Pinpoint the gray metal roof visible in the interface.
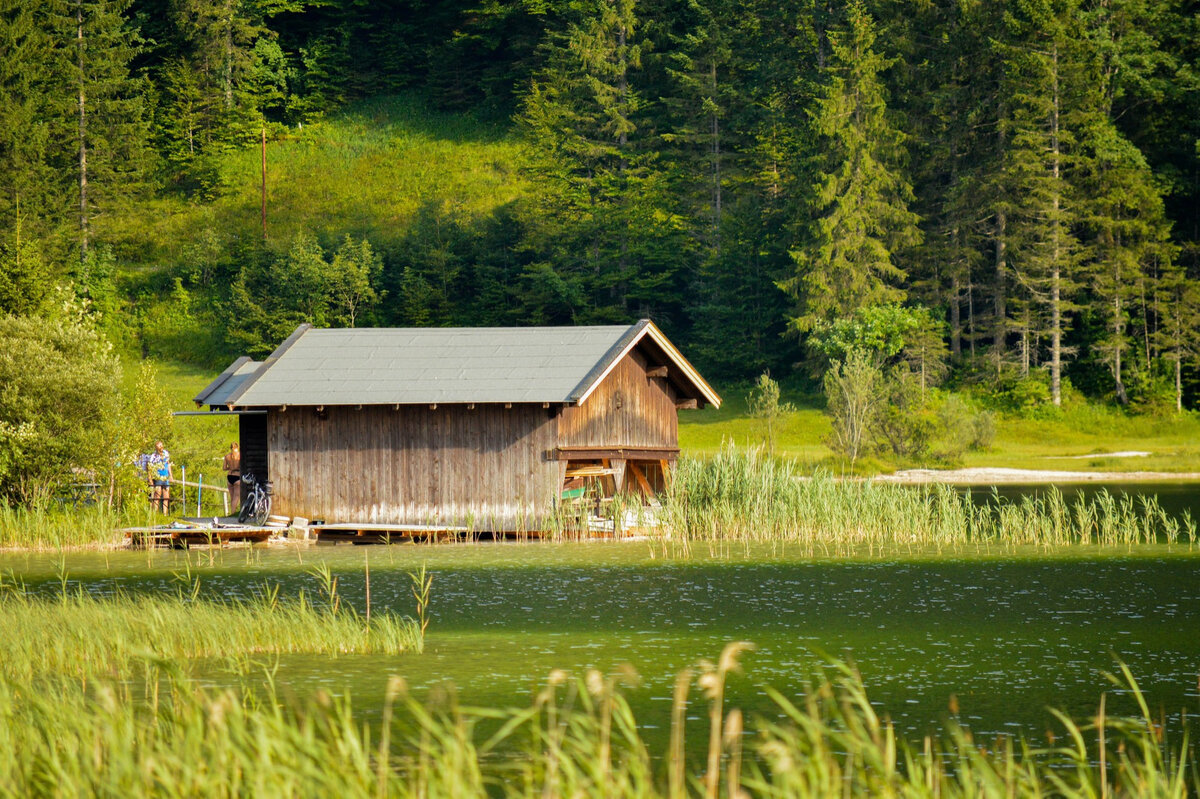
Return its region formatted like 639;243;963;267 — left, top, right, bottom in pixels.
221;322;662;407
193;357;263;407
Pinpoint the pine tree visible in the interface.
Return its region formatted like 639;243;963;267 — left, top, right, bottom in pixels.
1073;0;1178;404
60;0;152;258
901;0;994;361
0;200;53;316
1075;116;1174;403
1154;265;1200;411
518;0;686;325
0;0;69;254
781;0;921;333
999;0;1087;406
661;0;742;256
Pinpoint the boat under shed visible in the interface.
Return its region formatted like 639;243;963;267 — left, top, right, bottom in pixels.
193;320;721;532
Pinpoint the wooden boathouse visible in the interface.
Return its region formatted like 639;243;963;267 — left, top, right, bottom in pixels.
193;321;721;532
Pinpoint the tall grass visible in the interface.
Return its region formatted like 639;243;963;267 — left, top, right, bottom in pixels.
0;577;422;682
0;503;146;550
661;444;1197;554
0;643;1192;797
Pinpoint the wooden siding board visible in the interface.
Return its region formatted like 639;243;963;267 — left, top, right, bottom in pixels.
557;347;678;451
268;404;560;531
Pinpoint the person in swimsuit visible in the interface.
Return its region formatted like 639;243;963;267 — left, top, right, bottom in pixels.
223;442;241;511
147;441;172;513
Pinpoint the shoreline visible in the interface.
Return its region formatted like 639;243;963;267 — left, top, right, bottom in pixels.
875;467;1200;485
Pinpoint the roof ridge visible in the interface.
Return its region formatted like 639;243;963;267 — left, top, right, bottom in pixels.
565;320;649;403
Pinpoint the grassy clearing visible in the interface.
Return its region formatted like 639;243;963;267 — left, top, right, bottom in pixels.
0;642;1191;797
103;95;526;268
0;576;422;683
680;386;1200;473
659;445;1197;554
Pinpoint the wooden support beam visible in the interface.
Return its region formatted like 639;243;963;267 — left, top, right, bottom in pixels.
675;398;698;410
628;462;654;496
552;447;679;461
659;459;672;489
611;458;627;491
647;365;668;378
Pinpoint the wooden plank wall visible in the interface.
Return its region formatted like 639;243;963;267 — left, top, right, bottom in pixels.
557;348;678;450
267;404;560;530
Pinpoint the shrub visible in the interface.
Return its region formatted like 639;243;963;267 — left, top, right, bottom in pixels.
822;350;884;467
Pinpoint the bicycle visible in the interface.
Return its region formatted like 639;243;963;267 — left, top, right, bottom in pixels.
237;473;273;525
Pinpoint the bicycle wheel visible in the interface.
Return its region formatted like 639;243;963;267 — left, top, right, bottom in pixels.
238;492;255;524
252;491;271;526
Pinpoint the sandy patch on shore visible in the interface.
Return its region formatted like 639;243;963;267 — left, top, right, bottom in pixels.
875;467;1200;485
1042;451;1152;459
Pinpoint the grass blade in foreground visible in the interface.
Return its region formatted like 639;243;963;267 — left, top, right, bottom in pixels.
0;647;1192;797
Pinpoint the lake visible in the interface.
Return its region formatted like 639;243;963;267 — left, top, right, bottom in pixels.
966;481;1200;521
9;534;1198;752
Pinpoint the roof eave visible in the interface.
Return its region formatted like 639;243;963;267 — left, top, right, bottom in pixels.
194;356;253;407
224;323;313;408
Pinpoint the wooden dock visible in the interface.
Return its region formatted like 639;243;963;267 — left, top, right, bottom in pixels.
123;525;276;549
311;522;475;544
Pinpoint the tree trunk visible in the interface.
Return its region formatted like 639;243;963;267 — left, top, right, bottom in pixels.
993;101;1008;369
1049;45;1062;407
77;1;89;258
967;276;976;356
224;0;234;109
710;58;721;255
950;273;962;358
1177;353;1183;413
1113;294;1128;404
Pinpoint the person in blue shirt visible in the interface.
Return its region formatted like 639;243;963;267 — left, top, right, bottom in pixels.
146;441;172;514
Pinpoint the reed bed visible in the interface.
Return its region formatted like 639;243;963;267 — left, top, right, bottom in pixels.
0;643;1192;797
0;503;143;550
660;444;1197;554
0;578;422;682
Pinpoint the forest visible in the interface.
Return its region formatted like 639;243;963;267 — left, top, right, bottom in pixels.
2;0;1200;495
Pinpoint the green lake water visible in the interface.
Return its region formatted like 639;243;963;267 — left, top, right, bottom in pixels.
9;539;1199;751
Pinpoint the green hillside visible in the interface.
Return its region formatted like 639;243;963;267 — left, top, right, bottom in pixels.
104;96;526;271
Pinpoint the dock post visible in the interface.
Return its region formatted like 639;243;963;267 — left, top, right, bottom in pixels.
197;474;203;516
181;466;186;513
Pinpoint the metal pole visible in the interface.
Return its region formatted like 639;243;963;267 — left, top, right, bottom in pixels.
261;124;267;240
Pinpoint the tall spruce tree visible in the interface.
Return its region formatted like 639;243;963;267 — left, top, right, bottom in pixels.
518;0;687;325
901;0;993;360
61;0;151;257
781;0;920;334
1154;264;1200;411
0;0;68;255
1075;116;1174;403
999;0;1088;405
